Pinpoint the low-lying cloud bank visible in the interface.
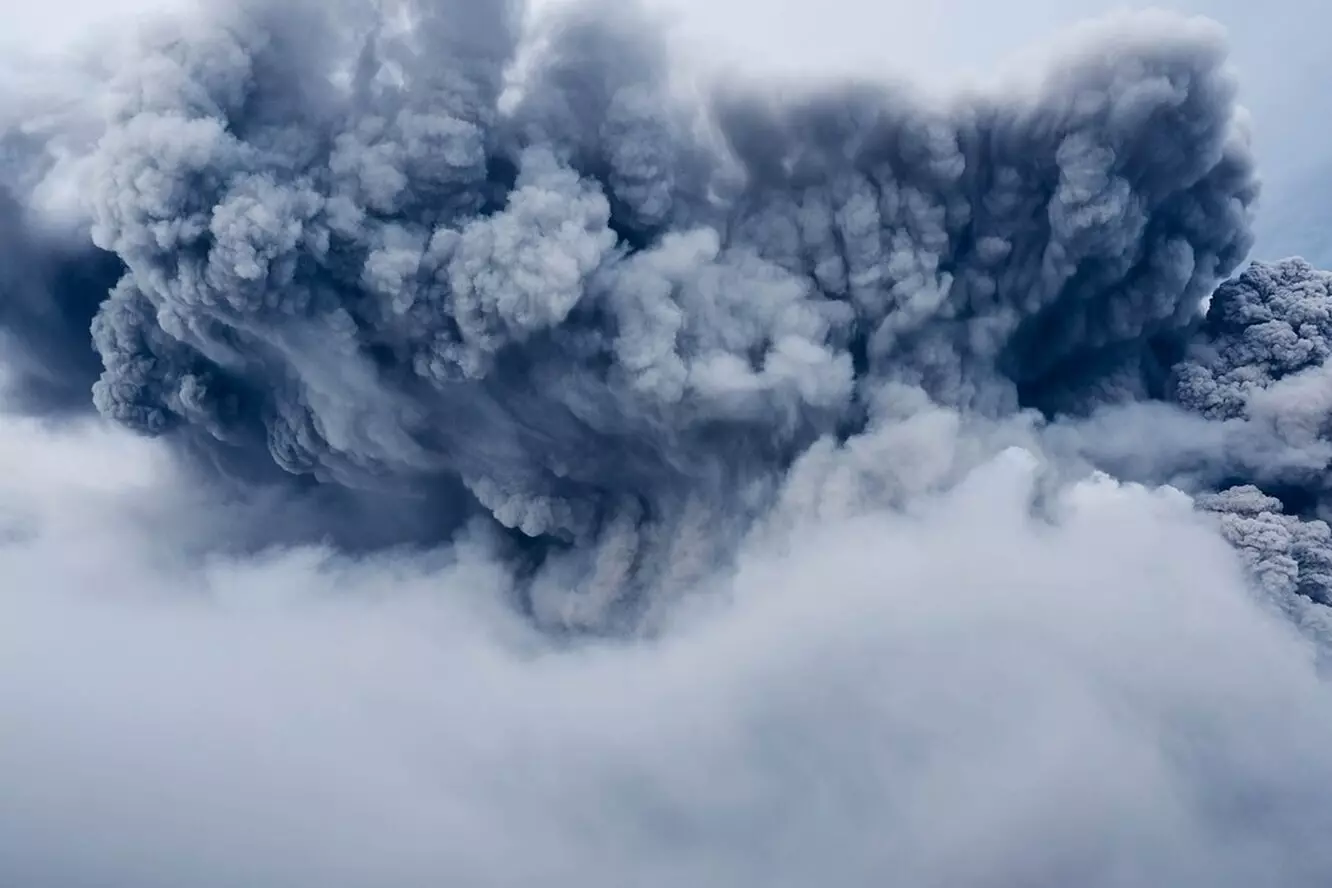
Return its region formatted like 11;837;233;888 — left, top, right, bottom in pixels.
4;413;1332;887
5;0;1332;885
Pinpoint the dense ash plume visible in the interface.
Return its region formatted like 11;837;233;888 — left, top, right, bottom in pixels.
5;0;1332;642
1167;259;1332;613
1175;259;1332;422
0;0;1272;627
1198;485;1332;640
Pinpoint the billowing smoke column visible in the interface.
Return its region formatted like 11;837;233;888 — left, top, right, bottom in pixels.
1175;260;1332;623
9;0;1332;634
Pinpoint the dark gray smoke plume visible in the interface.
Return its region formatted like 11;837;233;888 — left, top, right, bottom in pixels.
1;0;1273;629
1166;259;1332;612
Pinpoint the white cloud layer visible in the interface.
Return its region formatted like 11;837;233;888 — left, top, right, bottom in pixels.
3;414;1332;886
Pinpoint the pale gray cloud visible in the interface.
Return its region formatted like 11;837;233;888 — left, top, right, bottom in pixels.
3;414;1332;887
